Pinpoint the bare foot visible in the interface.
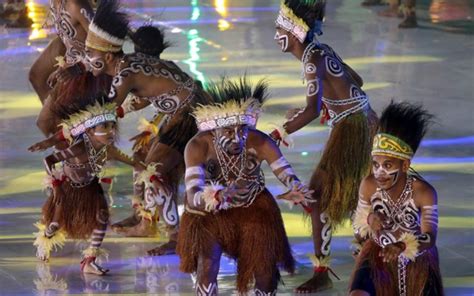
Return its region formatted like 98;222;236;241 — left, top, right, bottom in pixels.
81;258;109;275
147;240;177;256
112;215;156;237
111;211;140;230
295;271;333;293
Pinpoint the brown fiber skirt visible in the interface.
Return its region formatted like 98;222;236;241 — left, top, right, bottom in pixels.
42;178;109;239
176;189;295;293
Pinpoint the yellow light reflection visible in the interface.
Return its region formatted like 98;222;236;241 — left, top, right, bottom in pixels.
214;0;231;31
27;0;48;40
217;19;231;31
214;0;228;18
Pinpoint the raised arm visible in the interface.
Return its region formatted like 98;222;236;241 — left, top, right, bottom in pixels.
68;0;93;32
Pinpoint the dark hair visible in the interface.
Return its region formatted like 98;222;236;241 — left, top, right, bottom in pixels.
378;101;434;153
93;0;129;40
283;0;326;28
205;76;269;106
131;25;170;57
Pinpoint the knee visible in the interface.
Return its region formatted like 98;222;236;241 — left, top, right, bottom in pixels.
29;64;41;86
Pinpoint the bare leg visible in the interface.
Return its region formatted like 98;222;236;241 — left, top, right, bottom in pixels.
36;95;60;136
398;0;417;28
81;209;109;275
111;150;147;233
254;267;279;295
195;241;222;296
29;36;65;104
295;169;334;293
145;143;183;256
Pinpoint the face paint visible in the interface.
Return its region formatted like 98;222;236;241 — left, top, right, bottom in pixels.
91;123;116;145
216;126;248;155
373;166;400;190
274;31;289;52
85;54;105;72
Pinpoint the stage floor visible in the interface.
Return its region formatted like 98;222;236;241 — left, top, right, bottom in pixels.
0;0;473;295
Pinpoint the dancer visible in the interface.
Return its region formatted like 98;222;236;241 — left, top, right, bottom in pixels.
32;0;96;136
177;77;314;295
272;0;378;292
32;93;144;275
350;102;443;295
84;0;212;255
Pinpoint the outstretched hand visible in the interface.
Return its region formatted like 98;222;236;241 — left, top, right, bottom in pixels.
28;138;55;152
277;183;315;205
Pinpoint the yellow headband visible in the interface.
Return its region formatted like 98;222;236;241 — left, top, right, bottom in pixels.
372;133;414;160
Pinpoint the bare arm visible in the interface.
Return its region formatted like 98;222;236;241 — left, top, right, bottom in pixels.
43;142;84;175
183;137;210;212
67;0;93;32
282;57;324;134
258;131;313;205
414;182;438;251
352;176;377;242
109;73;135;107
28;131;68;152
106;145;145;170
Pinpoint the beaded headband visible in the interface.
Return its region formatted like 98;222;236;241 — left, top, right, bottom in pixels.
193;99;262;132
60;102;117;142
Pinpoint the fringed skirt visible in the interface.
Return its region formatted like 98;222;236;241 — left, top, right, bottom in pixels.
309;111;373;226
350;240;444;296
176;189;295;293
42;178;109;239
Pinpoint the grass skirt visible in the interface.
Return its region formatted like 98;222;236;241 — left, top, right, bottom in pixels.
309;112;372;226
176;189;295;293
42;178;109;239
350;240;444;295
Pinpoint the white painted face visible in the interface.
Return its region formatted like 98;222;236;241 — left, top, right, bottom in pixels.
372;155;408;190
274;28;289;52
214;125;249;155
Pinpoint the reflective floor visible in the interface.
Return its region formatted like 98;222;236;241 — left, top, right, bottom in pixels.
0;0;473;295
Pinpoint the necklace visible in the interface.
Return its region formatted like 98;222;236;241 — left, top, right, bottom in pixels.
213;136;247;185
83;134;108;177
381;176;414;216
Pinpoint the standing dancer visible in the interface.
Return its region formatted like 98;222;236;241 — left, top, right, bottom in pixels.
272;0;378;292
350;102;443;295
177;77;313;295
32;0;96;136
31;93;145;275
84;0;211;255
